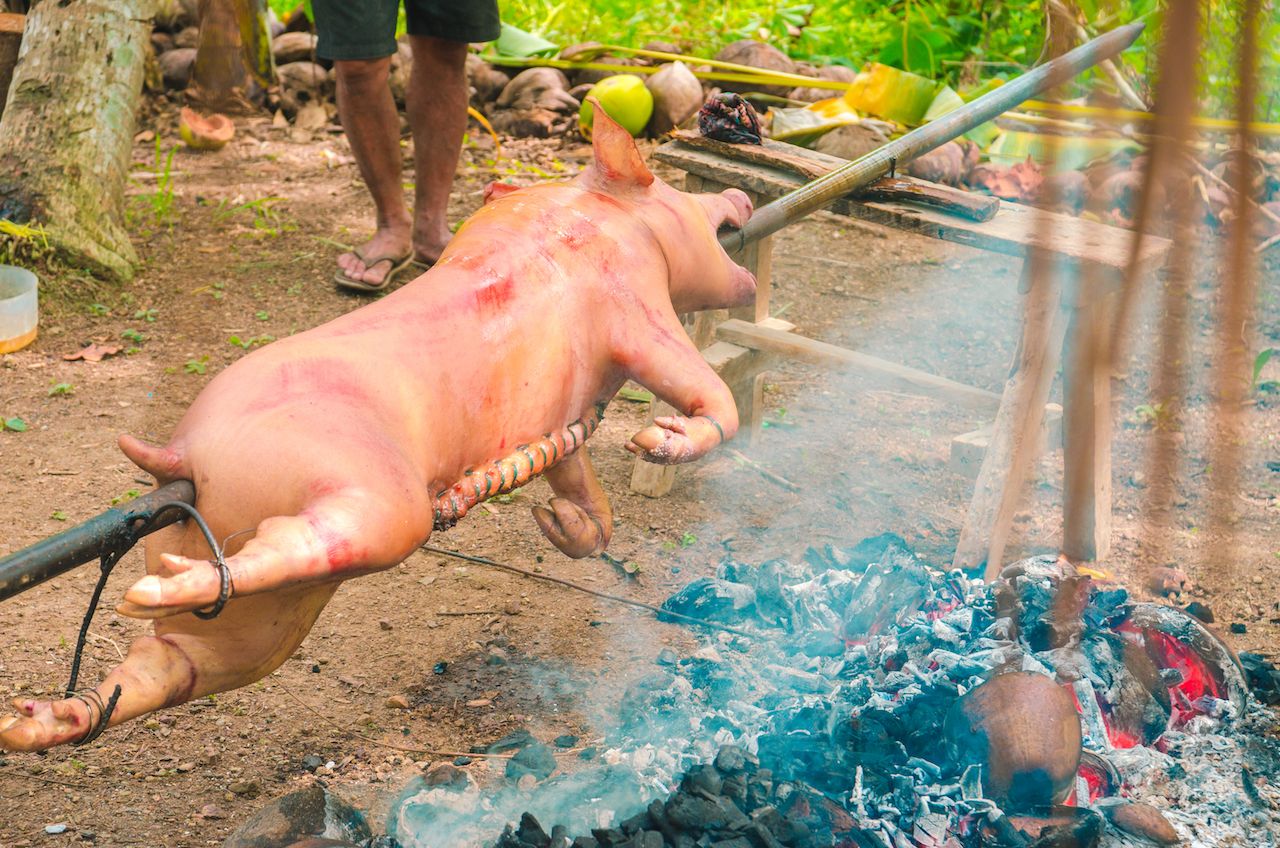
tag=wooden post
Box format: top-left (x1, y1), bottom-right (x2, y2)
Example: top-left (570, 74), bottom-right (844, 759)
top-left (954, 258), bottom-right (1068, 574)
top-left (1061, 291), bottom-right (1114, 562)
top-left (0, 13), bottom-right (22, 121)
top-left (629, 399), bottom-right (679, 498)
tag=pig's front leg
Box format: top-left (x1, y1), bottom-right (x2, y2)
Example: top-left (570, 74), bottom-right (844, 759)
top-left (532, 448), bottom-right (612, 557)
top-left (622, 309), bottom-right (738, 465)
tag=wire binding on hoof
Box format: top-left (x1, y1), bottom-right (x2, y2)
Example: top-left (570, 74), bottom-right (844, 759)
top-left (72, 684), bottom-right (122, 747)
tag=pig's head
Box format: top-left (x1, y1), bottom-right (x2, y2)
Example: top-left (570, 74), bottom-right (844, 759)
top-left (578, 100), bottom-right (757, 314)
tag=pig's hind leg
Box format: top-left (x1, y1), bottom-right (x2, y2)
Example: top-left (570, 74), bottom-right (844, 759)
top-left (0, 520), bottom-right (339, 752)
top-left (532, 449), bottom-right (612, 557)
top-left (622, 308), bottom-right (739, 465)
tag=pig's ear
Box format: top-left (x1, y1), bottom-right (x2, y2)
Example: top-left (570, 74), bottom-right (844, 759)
top-left (483, 181), bottom-right (521, 204)
top-left (587, 97), bottom-right (654, 188)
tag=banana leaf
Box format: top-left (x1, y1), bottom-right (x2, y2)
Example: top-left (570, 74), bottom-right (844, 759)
top-left (844, 63), bottom-right (940, 126)
top-left (987, 129), bottom-right (1140, 172)
top-left (770, 105), bottom-right (861, 146)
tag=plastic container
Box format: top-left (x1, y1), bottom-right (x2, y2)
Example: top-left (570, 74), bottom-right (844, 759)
top-left (0, 264), bottom-right (38, 354)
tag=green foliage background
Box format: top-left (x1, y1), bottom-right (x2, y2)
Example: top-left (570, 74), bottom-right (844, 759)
top-left (268, 0), bottom-right (1279, 120)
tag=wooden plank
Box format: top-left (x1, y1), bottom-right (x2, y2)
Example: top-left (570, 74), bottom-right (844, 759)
top-left (693, 179), bottom-right (775, 325)
top-left (953, 260), bottom-right (1069, 575)
top-left (654, 141), bottom-right (1171, 276)
top-left (949, 403), bottom-right (1062, 480)
top-left (1061, 292), bottom-right (1114, 562)
top-left (672, 130), bottom-right (999, 222)
top-left (715, 318), bottom-right (1001, 412)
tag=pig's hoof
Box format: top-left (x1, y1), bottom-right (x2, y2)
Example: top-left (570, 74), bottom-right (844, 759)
top-left (627, 416), bottom-right (705, 465)
top-left (118, 553), bottom-right (223, 619)
top-left (532, 498), bottom-right (606, 558)
top-left (0, 697), bottom-right (91, 752)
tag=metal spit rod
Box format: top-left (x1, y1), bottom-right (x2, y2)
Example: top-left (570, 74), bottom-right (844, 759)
top-left (719, 22), bottom-right (1146, 253)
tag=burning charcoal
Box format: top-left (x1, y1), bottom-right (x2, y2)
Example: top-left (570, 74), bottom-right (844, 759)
top-left (657, 649), bottom-right (679, 666)
top-left (1183, 601), bottom-right (1214, 623)
top-left (486, 728), bottom-right (536, 754)
top-left (684, 763), bottom-right (724, 798)
top-left (517, 813), bottom-right (552, 848)
top-left (554, 735), bottom-right (579, 748)
top-left (714, 746), bottom-right (749, 774)
top-left (638, 832), bottom-right (664, 848)
top-left (620, 811), bottom-right (650, 835)
top-left (1239, 652), bottom-right (1280, 704)
top-left (709, 840), bottom-right (752, 848)
top-left (1101, 802), bottom-right (1179, 845)
top-left (1006, 806), bottom-right (1102, 848)
top-left (1229, 622), bottom-right (1247, 634)
top-left (572, 839), bottom-right (599, 848)
top-left (551, 825), bottom-right (570, 848)
top-left (505, 743), bottom-right (557, 782)
top-left (841, 552), bottom-right (930, 640)
top-left (666, 794), bottom-right (731, 832)
top-left (743, 823), bottom-right (785, 848)
top-left (721, 772), bottom-right (747, 801)
top-left (592, 829), bottom-right (628, 847)
top-left (662, 578), bottom-right (758, 625)
top-left (944, 673), bottom-right (1082, 810)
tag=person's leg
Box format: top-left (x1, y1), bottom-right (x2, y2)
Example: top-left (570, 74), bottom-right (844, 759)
top-left (333, 57), bottom-right (414, 286)
top-left (402, 0), bottom-right (501, 264)
top-left (311, 0), bottom-right (410, 288)
top-left (404, 35), bottom-right (468, 265)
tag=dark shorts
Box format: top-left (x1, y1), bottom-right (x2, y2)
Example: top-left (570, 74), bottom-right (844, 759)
top-left (311, 0), bottom-right (501, 61)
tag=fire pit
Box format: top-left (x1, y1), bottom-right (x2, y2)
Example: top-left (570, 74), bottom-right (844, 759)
top-left (385, 537), bottom-right (1280, 848)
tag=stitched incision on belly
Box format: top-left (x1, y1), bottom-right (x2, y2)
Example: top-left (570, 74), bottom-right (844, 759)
top-left (431, 403), bottom-right (606, 530)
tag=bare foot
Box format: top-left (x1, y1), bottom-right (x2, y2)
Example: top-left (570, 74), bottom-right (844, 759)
top-left (412, 220), bottom-right (453, 266)
top-left (337, 226), bottom-right (412, 286)
top-left (0, 696), bottom-right (92, 751)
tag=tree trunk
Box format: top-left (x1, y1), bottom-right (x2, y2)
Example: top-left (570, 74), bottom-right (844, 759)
top-left (0, 13), bottom-right (21, 119)
top-left (0, 0), bottom-right (154, 282)
top-left (188, 0), bottom-right (273, 113)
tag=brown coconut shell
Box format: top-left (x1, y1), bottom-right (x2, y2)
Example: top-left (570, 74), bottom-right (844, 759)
top-left (944, 672), bottom-right (1082, 810)
top-left (179, 107), bottom-right (235, 151)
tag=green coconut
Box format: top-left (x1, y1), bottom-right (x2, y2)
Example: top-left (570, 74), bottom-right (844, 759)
top-left (579, 74), bottom-right (654, 138)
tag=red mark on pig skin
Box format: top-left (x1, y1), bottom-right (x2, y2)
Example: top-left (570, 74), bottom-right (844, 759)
top-left (158, 635), bottom-right (199, 707)
top-left (306, 516), bottom-right (360, 571)
top-left (474, 276), bottom-right (515, 310)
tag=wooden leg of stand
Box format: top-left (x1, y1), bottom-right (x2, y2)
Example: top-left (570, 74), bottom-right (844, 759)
top-left (954, 261), bottom-right (1068, 574)
top-left (1062, 294), bottom-right (1114, 562)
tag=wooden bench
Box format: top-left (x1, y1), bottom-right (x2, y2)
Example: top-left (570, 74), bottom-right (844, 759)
top-left (630, 135), bottom-right (1171, 569)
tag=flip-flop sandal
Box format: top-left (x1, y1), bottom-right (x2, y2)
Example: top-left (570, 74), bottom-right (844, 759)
top-left (333, 249), bottom-right (416, 293)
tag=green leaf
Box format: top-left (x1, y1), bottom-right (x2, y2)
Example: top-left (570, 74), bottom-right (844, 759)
top-left (494, 23), bottom-right (560, 58)
top-left (1252, 347), bottom-right (1277, 388)
top-left (51, 510), bottom-right (68, 521)
top-left (616, 387), bottom-right (654, 403)
top-left (3, 416), bottom-right (26, 432)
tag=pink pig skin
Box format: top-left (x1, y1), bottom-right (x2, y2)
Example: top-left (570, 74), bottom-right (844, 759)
top-left (0, 105), bottom-right (755, 752)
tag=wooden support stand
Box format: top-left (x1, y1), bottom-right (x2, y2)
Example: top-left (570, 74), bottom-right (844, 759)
top-left (630, 138), bottom-right (1170, 569)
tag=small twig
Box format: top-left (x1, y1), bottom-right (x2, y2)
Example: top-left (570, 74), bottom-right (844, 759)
top-left (279, 688), bottom-right (575, 760)
top-left (726, 448), bottom-right (801, 493)
top-left (1255, 231), bottom-right (1280, 254)
top-left (37, 469), bottom-right (79, 476)
top-left (421, 545), bottom-right (756, 639)
top-left (437, 610), bottom-right (496, 617)
top-left (0, 768), bottom-right (90, 789)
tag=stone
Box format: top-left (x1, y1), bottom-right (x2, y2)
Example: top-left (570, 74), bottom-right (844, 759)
top-left (272, 31), bottom-right (317, 65)
top-left (553, 734), bottom-right (579, 748)
top-left (422, 762), bottom-right (468, 788)
top-left (301, 754), bottom-right (325, 773)
top-left (159, 48), bottom-right (197, 91)
top-left (385, 694), bottom-right (411, 710)
top-left (44, 824), bottom-right (67, 835)
top-left (228, 780), bottom-right (261, 797)
top-left (221, 785), bottom-right (371, 848)
top-left (712, 41), bottom-right (796, 97)
top-left (656, 648), bottom-right (678, 666)
top-left (506, 742), bottom-right (557, 782)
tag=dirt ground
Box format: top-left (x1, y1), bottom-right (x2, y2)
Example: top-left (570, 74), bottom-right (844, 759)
top-left (0, 109), bottom-right (1276, 846)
